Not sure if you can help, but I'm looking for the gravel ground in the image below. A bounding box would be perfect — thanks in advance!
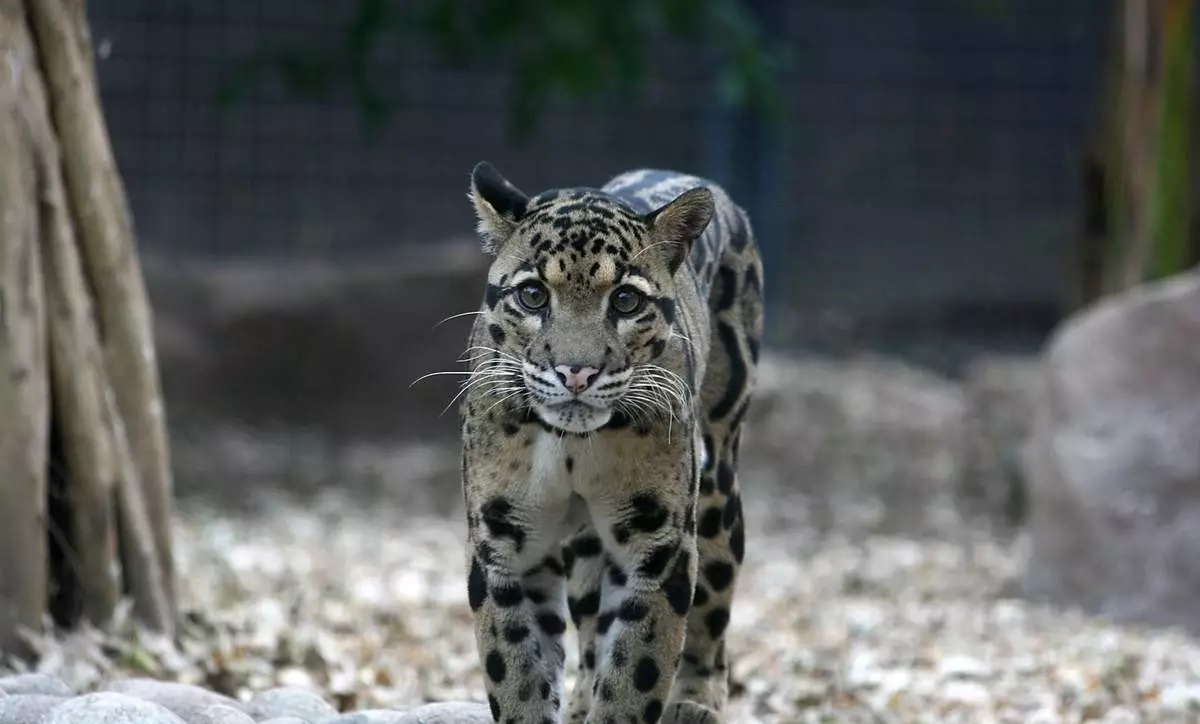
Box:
[3,499,1200,723]
[5,353,1200,722]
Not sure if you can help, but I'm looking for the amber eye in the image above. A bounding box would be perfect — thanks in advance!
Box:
[516,281,549,311]
[611,285,645,315]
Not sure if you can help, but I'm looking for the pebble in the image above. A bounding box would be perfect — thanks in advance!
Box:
[245,686,339,721]
[44,692,189,723]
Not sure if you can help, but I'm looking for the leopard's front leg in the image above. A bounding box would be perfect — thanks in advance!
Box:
[582,487,698,724]
[463,447,574,724]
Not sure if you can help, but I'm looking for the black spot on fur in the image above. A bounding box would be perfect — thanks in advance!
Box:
[569,591,600,625]
[638,543,676,579]
[571,534,603,558]
[565,456,574,473]
[608,564,628,587]
[536,612,566,636]
[709,321,748,420]
[584,648,596,670]
[481,497,526,551]
[705,608,730,639]
[716,461,735,495]
[627,494,669,533]
[486,650,507,683]
[618,597,650,622]
[662,552,693,616]
[467,558,487,611]
[561,545,576,577]
[488,694,501,721]
[484,284,502,309]
[501,421,520,436]
[723,492,742,530]
[692,584,710,607]
[704,560,735,591]
[493,581,523,608]
[714,266,738,311]
[503,623,530,643]
[655,297,676,325]
[488,323,506,345]
[697,507,722,538]
[597,611,615,635]
[643,699,663,723]
[633,657,661,692]
[730,519,745,563]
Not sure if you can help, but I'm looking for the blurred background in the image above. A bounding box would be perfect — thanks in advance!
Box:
[89,0,1105,365]
[77,0,1194,545]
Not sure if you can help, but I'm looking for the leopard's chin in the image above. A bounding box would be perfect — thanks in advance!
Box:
[535,400,612,434]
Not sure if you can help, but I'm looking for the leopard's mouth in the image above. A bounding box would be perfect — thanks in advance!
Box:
[533,398,613,434]
[542,399,607,413]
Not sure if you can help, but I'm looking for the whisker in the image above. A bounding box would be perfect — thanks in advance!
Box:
[433,310,485,328]
[409,369,476,388]
[630,240,681,263]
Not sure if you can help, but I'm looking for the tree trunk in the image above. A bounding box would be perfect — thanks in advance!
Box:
[1079,0,1199,307]
[0,0,175,656]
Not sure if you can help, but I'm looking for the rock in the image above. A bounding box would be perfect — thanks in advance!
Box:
[956,354,1040,535]
[322,703,489,724]
[245,687,338,721]
[1021,269,1200,632]
[398,702,493,723]
[99,678,245,721]
[322,712,413,724]
[45,692,188,723]
[0,694,69,722]
[193,704,258,724]
[0,673,73,696]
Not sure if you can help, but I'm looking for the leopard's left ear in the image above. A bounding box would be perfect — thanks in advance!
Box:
[468,161,529,254]
[645,187,714,274]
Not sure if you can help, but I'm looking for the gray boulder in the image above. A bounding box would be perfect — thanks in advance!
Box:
[1021,268,1200,631]
[244,687,337,721]
[99,679,245,721]
[0,673,73,697]
[44,692,188,724]
[0,694,68,723]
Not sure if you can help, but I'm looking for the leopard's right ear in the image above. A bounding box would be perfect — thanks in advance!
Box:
[468,162,529,254]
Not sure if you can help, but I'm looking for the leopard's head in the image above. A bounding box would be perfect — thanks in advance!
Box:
[466,162,713,434]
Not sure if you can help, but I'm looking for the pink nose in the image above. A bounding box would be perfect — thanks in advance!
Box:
[555,365,601,394]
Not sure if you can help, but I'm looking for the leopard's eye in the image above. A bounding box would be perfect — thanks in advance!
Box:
[611,285,645,315]
[516,281,549,311]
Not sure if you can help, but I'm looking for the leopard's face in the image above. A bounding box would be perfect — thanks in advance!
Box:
[467,163,713,434]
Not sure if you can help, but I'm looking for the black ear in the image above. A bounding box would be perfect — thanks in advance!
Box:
[645,187,715,273]
[468,162,529,254]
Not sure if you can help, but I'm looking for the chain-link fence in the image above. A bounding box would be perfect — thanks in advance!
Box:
[87,0,1111,358]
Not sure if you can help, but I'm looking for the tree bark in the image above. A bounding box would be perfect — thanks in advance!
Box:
[28,0,177,622]
[22,0,121,628]
[0,0,176,654]
[0,0,50,658]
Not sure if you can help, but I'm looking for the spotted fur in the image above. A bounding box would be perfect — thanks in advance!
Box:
[459,162,763,724]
